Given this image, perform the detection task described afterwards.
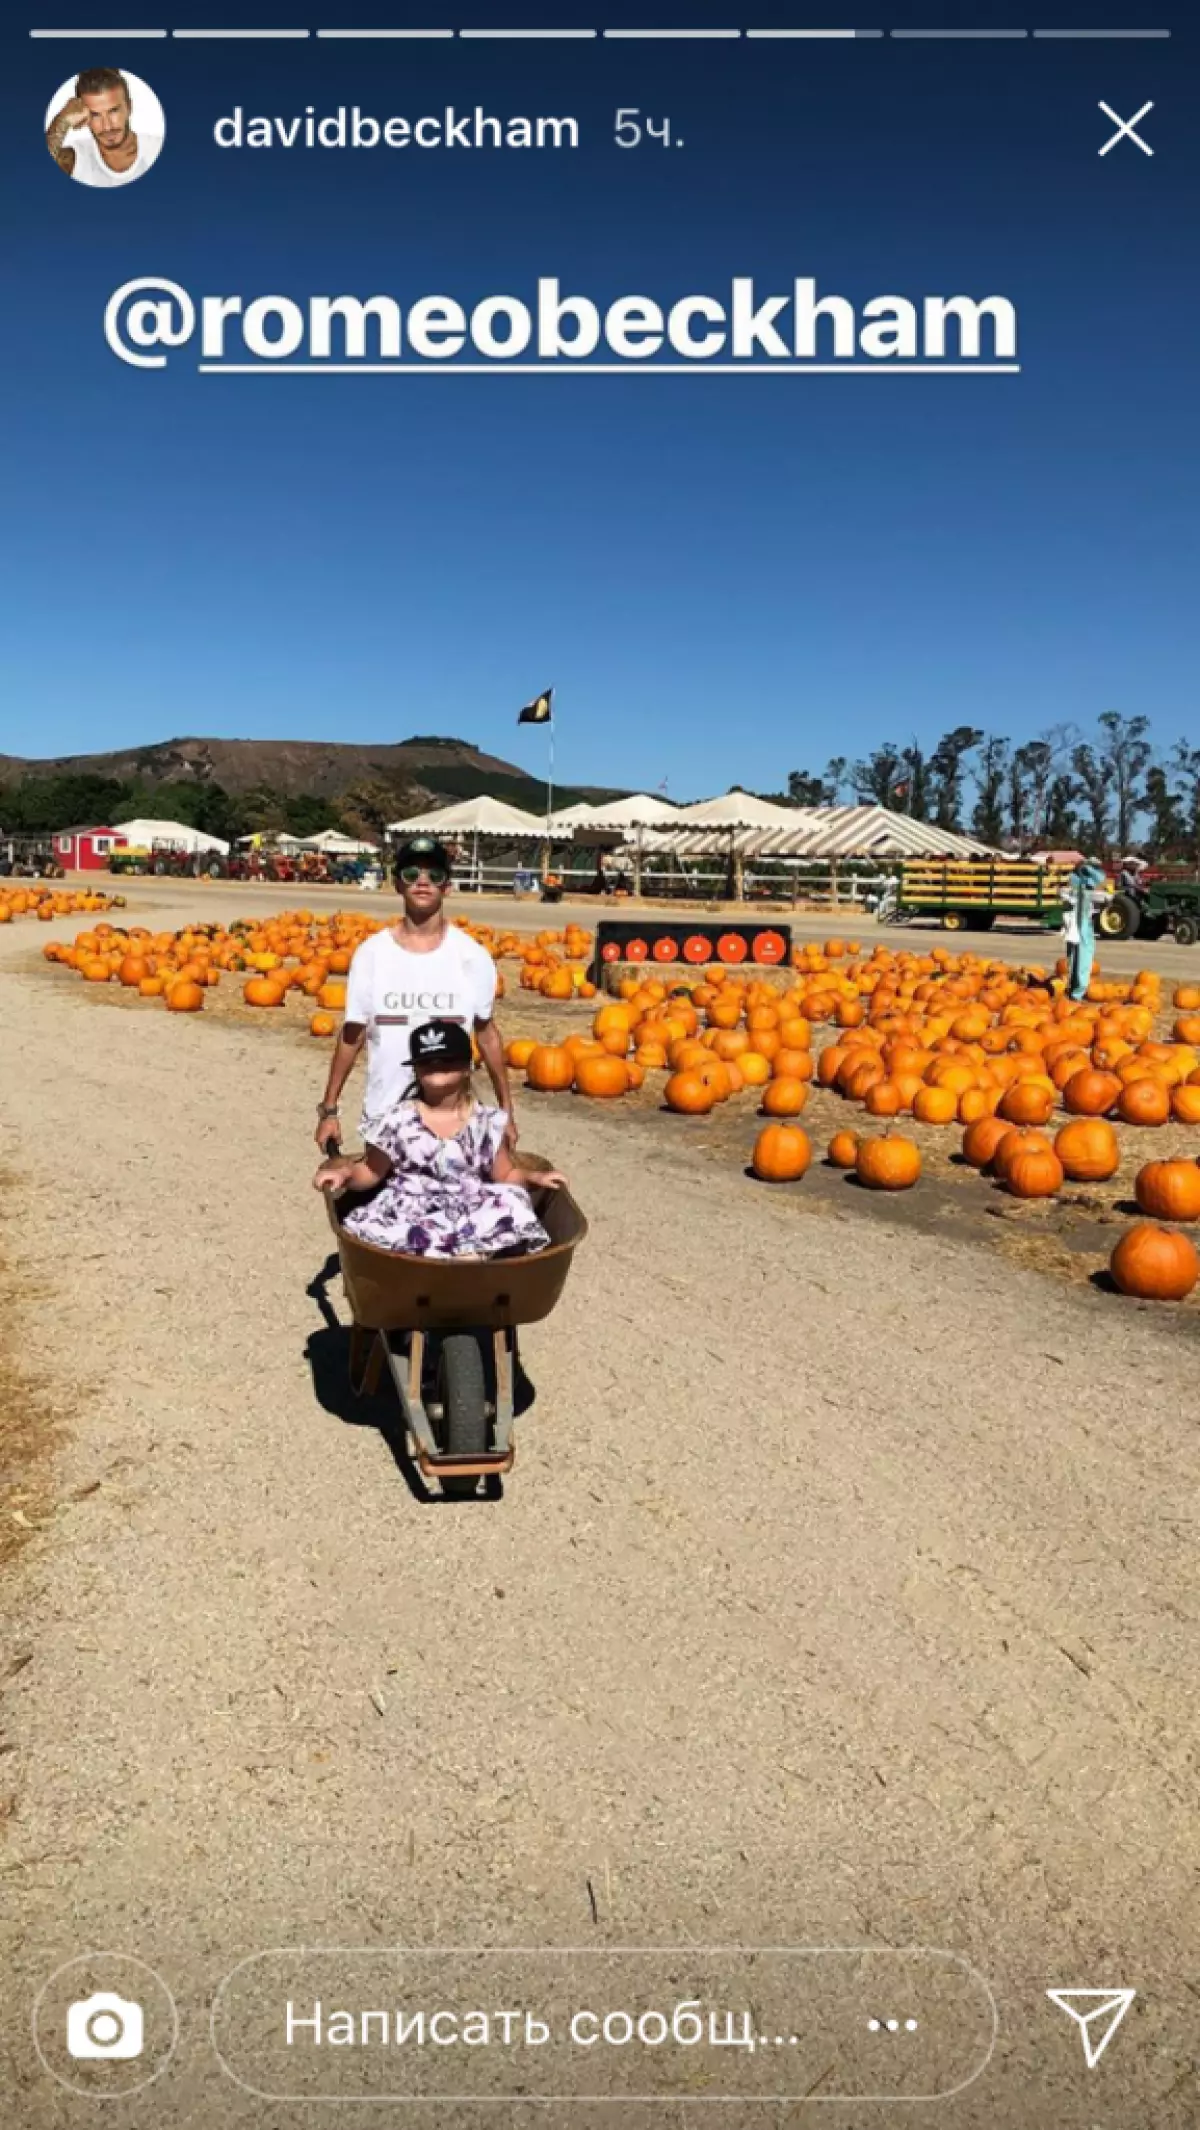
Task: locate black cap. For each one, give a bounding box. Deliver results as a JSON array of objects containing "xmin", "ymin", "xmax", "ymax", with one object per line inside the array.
[
  {"xmin": 410, "ymin": 1018, "xmax": 473, "ymax": 1071},
  {"xmin": 393, "ymin": 835, "xmax": 452, "ymax": 876}
]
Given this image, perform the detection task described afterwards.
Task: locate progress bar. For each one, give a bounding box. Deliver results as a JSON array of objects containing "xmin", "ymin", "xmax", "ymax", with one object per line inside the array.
[{"xmin": 27, "ymin": 21, "xmax": 1172, "ymax": 37}]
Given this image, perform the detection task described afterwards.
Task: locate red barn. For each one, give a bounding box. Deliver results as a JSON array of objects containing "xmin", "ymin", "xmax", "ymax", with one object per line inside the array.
[{"xmin": 53, "ymin": 825, "xmax": 126, "ymax": 873}]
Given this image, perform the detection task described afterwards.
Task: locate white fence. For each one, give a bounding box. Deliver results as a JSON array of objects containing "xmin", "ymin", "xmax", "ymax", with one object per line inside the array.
[{"xmin": 450, "ymin": 857, "xmax": 893, "ymax": 906}]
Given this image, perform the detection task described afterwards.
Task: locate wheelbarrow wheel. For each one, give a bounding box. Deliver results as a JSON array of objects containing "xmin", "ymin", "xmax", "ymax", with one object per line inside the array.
[{"xmin": 435, "ymin": 1333, "xmax": 488, "ymax": 1497}]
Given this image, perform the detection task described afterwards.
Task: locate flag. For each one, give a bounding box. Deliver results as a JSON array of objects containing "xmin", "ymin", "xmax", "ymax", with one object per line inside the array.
[{"xmin": 518, "ymin": 688, "xmax": 553, "ymax": 725}]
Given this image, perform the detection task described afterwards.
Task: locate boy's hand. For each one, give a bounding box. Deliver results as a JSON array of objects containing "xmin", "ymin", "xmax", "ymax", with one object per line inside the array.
[
  {"xmin": 313, "ymin": 1160, "xmax": 348, "ymax": 1192},
  {"xmin": 530, "ymin": 1169, "xmax": 567, "ymax": 1190}
]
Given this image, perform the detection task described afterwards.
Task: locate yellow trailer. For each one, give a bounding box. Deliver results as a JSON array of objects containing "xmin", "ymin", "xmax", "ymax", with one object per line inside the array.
[{"xmin": 895, "ymin": 858, "xmax": 1076, "ymax": 933}]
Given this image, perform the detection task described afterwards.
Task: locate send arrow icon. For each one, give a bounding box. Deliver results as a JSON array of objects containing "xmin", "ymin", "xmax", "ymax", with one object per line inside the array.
[{"xmin": 1046, "ymin": 1989, "xmax": 1136, "ymax": 2068}]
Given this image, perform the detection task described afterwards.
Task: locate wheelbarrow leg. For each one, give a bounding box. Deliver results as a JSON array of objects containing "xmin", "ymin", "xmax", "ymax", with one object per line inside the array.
[
  {"xmin": 491, "ymin": 1328, "xmax": 516, "ymax": 1458},
  {"xmin": 348, "ymin": 1322, "xmax": 383, "ymax": 1398}
]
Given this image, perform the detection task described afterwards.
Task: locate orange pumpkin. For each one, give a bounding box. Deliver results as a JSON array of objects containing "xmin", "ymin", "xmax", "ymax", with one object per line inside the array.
[
  {"xmin": 1117, "ymin": 1079, "xmax": 1171, "ymax": 1127},
  {"xmin": 506, "ymin": 1038, "xmax": 536, "ymax": 1070},
  {"xmin": 664, "ymin": 1069, "xmax": 716, "ymax": 1115},
  {"xmin": 574, "ymin": 1053, "xmax": 630, "ymax": 1098},
  {"xmin": 526, "ymin": 1043, "xmax": 575, "ymax": 1092},
  {"xmin": 992, "ymin": 1128, "xmax": 1055, "ymax": 1185},
  {"xmin": 998, "ymin": 1080, "xmax": 1056, "ymax": 1127},
  {"xmin": 310, "ymin": 1012, "xmax": 337, "ymax": 1037},
  {"xmin": 855, "ymin": 1133, "xmax": 922, "ymax": 1191},
  {"xmin": 761, "ymin": 1077, "xmax": 808, "ymax": 1118},
  {"xmin": 1054, "ymin": 1118, "xmax": 1119, "ymax": 1182},
  {"xmin": 1062, "ymin": 1067, "xmax": 1121, "ymax": 1116},
  {"xmin": 1109, "ymin": 1223, "xmax": 1199, "ymax": 1300},
  {"xmin": 1133, "ymin": 1160, "xmax": 1200, "ymax": 1223},
  {"xmin": 244, "ymin": 977, "xmax": 285, "ymax": 1008},
  {"xmin": 912, "ymin": 1085, "xmax": 958, "ymax": 1126},
  {"xmin": 752, "ymin": 1124, "xmax": 812, "ymax": 1182},
  {"xmin": 166, "ymin": 980, "xmax": 205, "ymax": 1013},
  {"xmin": 1005, "ymin": 1145, "xmax": 1064, "ymax": 1199},
  {"xmin": 962, "ymin": 1116, "xmax": 1016, "ymax": 1171},
  {"xmin": 827, "ymin": 1130, "xmax": 859, "ymax": 1168},
  {"xmin": 1170, "ymin": 1085, "xmax": 1200, "ymax": 1124}
]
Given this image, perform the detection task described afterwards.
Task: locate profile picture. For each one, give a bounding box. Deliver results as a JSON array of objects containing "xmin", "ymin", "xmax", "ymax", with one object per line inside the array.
[{"xmin": 44, "ymin": 68, "xmax": 164, "ymax": 187}]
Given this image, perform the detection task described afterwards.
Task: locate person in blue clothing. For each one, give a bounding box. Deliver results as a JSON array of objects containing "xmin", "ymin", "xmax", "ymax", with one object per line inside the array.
[{"xmin": 1063, "ymin": 859, "xmax": 1107, "ymax": 1000}]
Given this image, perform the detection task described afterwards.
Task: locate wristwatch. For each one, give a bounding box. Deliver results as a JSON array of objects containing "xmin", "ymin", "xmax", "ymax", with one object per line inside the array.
[{"xmin": 317, "ymin": 1102, "xmax": 340, "ymax": 1119}]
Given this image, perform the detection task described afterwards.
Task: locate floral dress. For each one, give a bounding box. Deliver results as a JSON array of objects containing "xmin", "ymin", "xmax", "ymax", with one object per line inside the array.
[{"xmin": 342, "ymin": 1102, "xmax": 551, "ymax": 1260}]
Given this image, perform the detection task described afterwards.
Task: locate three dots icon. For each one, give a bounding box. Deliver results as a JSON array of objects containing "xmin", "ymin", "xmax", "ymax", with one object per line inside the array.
[{"xmin": 868, "ymin": 2017, "xmax": 919, "ymax": 2032}]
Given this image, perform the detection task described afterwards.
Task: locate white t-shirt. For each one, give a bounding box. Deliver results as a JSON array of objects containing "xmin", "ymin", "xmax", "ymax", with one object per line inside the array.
[
  {"xmin": 66, "ymin": 127, "xmax": 163, "ymax": 186},
  {"xmin": 344, "ymin": 924, "xmax": 498, "ymax": 1136}
]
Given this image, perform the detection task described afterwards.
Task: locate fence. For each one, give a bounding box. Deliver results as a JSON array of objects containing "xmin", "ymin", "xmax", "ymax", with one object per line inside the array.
[{"xmin": 449, "ymin": 856, "xmax": 894, "ymax": 906}]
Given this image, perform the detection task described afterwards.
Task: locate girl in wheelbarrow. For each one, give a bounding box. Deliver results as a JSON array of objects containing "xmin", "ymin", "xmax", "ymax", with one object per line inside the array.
[{"xmin": 313, "ymin": 1018, "xmax": 567, "ymax": 1258}]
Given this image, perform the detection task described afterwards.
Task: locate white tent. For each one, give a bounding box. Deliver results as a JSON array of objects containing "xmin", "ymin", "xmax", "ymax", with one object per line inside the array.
[
  {"xmin": 672, "ymin": 790, "xmax": 800, "ymax": 830},
  {"xmin": 544, "ymin": 802, "xmax": 599, "ymax": 832},
  {"xmin": 642, "ymin": 804, "xmax": 995, "ymax": 863},
  {"xmin": 299, "ymin": 829, "xmax": 379, "ymax": 854},
  {"xmin": 584, "ymin": 793, "xmax": 683, "ymax": 830},
  {"xmin": 386, "ymin": 795, "xmax": 544, "ymax": 839},
  {"xmin": 113, "ymin": 817, "xmax": 230, "ymax": 855}
]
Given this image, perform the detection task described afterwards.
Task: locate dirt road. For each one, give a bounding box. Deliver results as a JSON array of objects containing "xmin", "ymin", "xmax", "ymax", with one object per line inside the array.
[{"xmin": 0, "ymin": 895, "xmax": 1196, "ymax": 2128}]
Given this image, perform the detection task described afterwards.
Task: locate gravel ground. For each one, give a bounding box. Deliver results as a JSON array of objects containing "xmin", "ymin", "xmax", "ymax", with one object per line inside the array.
[{"xmin": 0, "ymin": 890, "xmax": 1197, "ymax": 2129}]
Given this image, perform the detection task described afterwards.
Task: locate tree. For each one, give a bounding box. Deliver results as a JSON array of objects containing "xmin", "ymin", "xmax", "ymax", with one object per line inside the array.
[
  {"xmin": 928, "ymin": 726, "xmax": 983, "ymax": 831},
  {"xmin": 1070, "ymin": 741, "xmax": 1112, "ymax": 853},
  {"xmin": 971, "ymin": 736, "xmax": 1010, "ymax": 848},
  {"xmin": 824, "ymin": 757, "xmax": 849, "ymax": 803},
  {"xmin": 1170, "ymin": 742, "xmax": 1200, "ymax": 861},
  {"xmin": 1096, "ymin": 709, "xmax": 1151, "ymax": 854},
  {"xmin": 851, "ymin": 745, "xmax": 904, "ymax": 807},
  {"xmin": 899, "ymin": 743, "xmax": 929, "ymax": 822},
  {"xmin": 284, "ymin": 792, "xmax": 338, "ymax": 838},
  {"xmin": 339, "ymin": 777, "xmax": 422, "ymax": 842},
  {"xmin": 1043, "ymin": 773, "xmax": 1082, "ymax": 849},
  {"xmin": 1143, "ymin": 766, "xmax": 1185, "ymax": 860},
  {"xmin": 786, "ymin": 769, "xmax": 826, "ymax": 806}
]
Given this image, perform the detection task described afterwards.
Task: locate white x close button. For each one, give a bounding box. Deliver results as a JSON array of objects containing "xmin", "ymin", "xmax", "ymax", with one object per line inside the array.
[{"xmin": 1098, "ymin": 101, "xmax": 1154, "ymax": 156}]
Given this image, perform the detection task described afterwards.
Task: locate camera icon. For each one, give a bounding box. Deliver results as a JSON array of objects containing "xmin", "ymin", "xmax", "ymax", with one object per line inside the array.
[{"xmin": 66, "ymin": 1991, "xmax": 145, "ymax": 2060}]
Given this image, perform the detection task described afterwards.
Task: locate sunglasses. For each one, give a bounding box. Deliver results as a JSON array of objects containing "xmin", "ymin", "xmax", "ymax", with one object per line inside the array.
[{"xmin": 398, "ymin": 864, "xmax": 448, "ymax": 886}]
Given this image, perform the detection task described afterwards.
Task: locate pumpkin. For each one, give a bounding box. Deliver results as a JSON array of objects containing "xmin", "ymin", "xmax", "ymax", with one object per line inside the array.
[
  {"xmin": 1109, "ymin": 1223, "xmax": 1199, "ymax": 1301},
  {"xmin": 998, "ymin": 1080, "xmax": 1056, "ymax": 1127},
  {"xmin": 310, "ymin": 1012, "xmax": 336, "ymax": 1037},
  {"xmin": 1062, "ymin": 1067, "xmax": 1121, "ymax": 1116},
  {"xmin": 1170, "ymin": 1085, "xmax": 1200, "ymax": 1124},
  {"xmin": 1005, "ymin": 1145, "xmax": 1064, "ymax": 1199},
  {"xmin": 864, "ymin": 1079, "xmax": 904, "ymax": 1117},
  {"xmin": 827, "ymin": 1130, "xmax": 859, "ymax": 1168},
  {"xmin": 962, "ymin": 1116, "xmax": 1016, "ymax": 1171},
  {"xmin": 316, "ymin": 979, "xmax": 347, "ymax": 1012},
  {"xmin": 574, "ymin": 1053, "xmax": 629, "ymax": 1098},
  {"xmin": 991, "ymin": 1129, "xmax": 1055, "ymax": 1185},
  {"xmin": 855, "ymin": 1133, "xmax": 922, "ymax": 1191},
  {"xmin": 1134, "ymin": 1160, "xmax": 1200, "ymax": 1223},
  {"xmin": 1174, "ymin": 984, "xmax": 1200, "ymax": 1012},
  {"xmin": 1054, "ymin": 1118, "xmax": 1119, "ymax": 1182},
  {"xmin": 751, "ymin": 1124, "xmax": 812, "ymax": 1182},
  {"xmin": 1117, "ymin": 1079, "xmax": 1171, "ymax": 1127},
  {"xmin": 912, "ymin": 1085, "xmax": 958, "ymax": 1126},
  {"xmin": 243, "ymin": 977, "xmax": 285, "ymax": 1007},
  {"xmin": 1173, "ymin": 1015, "xmax": 1200, "ymax": 1046},
  {"xmin": 761, "ymin": 1077, "xmax": 808, "ymax": 1118},
  {"xmin": 166, "ymin": 980, "xmax": 205, "ymax": 1013},
  {"xmin": 526, "ymin": 1044, "xmax": 575, "ymax": 1092},
  {"xmin": 737, "ymin": 1051, "xmax": 773, "ymax": 1088},
  {"xmin": 506, "ymin": 1038, "xmax": 536, "ymax": 1069},
  {"xmin": 664, "ymin": 1069, "xmax": 716, "ymax": 1115}
]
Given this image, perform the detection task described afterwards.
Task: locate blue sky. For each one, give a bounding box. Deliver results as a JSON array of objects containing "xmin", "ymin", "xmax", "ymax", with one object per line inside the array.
[{"xmin": 3, "ymin": 0, "xmax": 1194, "ymax": 800}]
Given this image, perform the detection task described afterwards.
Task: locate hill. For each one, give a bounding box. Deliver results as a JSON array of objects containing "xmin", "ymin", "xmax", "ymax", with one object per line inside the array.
[
  {"xmin": 0, "ymin": 735, "xmax": 631, "ymax": 840},
  {"xmin": 0, "ymin": 733, "xmax": 620, "ymax": 808}
]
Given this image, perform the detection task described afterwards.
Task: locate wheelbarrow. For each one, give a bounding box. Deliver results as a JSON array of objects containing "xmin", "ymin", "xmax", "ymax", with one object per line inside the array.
[{"xmin": 325, "ymin": 1159, "xmax": 587, "ymax": 1497}]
